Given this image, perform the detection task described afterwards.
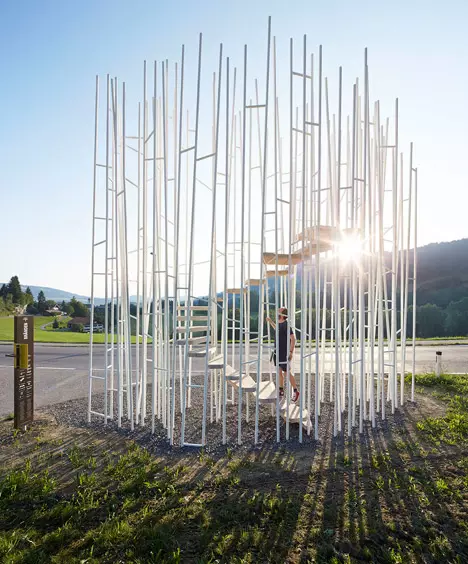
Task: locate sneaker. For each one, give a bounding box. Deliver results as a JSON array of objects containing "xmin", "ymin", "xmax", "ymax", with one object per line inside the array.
[
  {"xmin": 292, "ymin": 389, "xmax": 299, "ymax": 403},
  {"xmin": 279, "ymin": 388, "xmax": 285, "ymax": 400}
]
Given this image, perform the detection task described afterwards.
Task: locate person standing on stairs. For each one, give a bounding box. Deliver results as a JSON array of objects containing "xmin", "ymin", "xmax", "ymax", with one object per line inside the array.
[{"xmin": 266, "ymin": 307, "xmax": 299, "ymax": 403}]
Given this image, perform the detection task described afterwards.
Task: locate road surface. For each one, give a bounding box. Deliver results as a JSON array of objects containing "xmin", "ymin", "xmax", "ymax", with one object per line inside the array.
[{"xmin": 1, "ymin": 342, "xmax": 467, "ymax": 416}]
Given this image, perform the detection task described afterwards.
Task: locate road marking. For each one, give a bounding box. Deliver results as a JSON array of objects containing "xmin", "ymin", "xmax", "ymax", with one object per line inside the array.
[{"xmin": 0, "ymin": 365, "xmax": 80, "ymax": 370}]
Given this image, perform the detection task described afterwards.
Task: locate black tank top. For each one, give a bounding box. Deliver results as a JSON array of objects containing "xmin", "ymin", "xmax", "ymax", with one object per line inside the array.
[{"xmin": 277, "ymin": 321, "xmax": 293, "ymax": 362}]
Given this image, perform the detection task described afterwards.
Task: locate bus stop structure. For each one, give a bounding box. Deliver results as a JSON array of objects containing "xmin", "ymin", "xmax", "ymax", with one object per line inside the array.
[{"xmin": 88, "ymin": 18, "xmax": 418, "ymax": 447}]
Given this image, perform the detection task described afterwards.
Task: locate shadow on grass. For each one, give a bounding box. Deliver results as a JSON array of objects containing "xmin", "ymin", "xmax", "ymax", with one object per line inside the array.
[{"xmin": 1, "ymin": 378, "xmax": 467, "ymax": 563}]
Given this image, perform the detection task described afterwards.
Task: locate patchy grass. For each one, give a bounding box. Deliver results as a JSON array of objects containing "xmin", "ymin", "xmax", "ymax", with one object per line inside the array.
[
  {"xmin": 411, "ymin": 373, "xmax": 468, "ymax": 446},
  {"xmin": 0, "ymin": 379, "xmax": 467, "ymax": 563},
  {"xmin": 0, "ymin": 316, "xmax": 145, "ymax": 344}
]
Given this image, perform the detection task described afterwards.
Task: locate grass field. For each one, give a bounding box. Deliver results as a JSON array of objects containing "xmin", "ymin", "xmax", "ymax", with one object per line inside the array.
[
  {"xmin": 0, "ymin": 374, "xmax": 467, "ymax": 563},
  {"xmin": 0, "ymin": 316, "xmax": 143, "ymax": 344}
]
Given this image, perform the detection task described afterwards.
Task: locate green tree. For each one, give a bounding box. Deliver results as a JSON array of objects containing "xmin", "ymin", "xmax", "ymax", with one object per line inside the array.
[
  {"xmin": 53, "ymin": 318, "xmax": 59, "ymax": 329},
  {"xmin": 63, "ymin": 302, "xmax": 75, "ymax": 316},
  {"xmin": 445, "ymin": 297, "xmax": 468, "ymax": 337},
  {"xmin": 7, "ymin": 276, "xmax": 23, "ymax": 304},
  {"xmin": 24, "ymin": 287, "xmax": 34, "ymax": 306},
  {"xmin": 5, "ymin": 293, "xmax": 13, "ymax": 310},
  {"xmin": 416, "ymin": 303, "xmax": 446, "ymax": 338},
  {"xmin": 0, "ymin": 284, "xmax": 7, "ymax": 300},
  {"xmin": 37, "ymin": 291, "xmax": 47, "ymax": 314},
  {"xmin": 46, "ymin": 300, "xmax": 56, "ymax": 310},
  {"xmin": 70, "ymin": 297, "xmax": 88, "ymax": 318}
]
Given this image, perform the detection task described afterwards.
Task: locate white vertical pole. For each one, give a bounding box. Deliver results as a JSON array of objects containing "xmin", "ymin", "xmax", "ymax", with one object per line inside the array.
[
  {"xmin": 104, "ymin": 74, "xmax": 110, "ymax": 424},
  {"xmin": 298, "ymin": 35, "xmax": 307, "ymax": 442},
  {"xmin": 255, "ymin": 17, "xmax": 271, "ymax": 444},
  {"xmin": 151, "ymin": 63, "xmax": 158, "ymax": 433},
  {"xmin": 135, "ymin": 100, "xmax": 141, "ymax": 425},
  {"xmin": 366, "ymin": 70, "xmax": 375, "ymax": 428},
  {"xmin": 286, "ymin": 40, "xmax": 294, "ymax": 441},
  {"xmin": 181, "ymin": 33, "xmax": 203, "ymax": 446},
  {"xmin": 88, "ymin": 75, "xmax": 99, "ymax": 424},
  {"xmin": 110, "ymin": 78, "xmax": 122, "ymax": 428},
  {"xmin": 173, "ymin": 47, "xmax": 185, "ymax": 440},
  {"xmin": 273, "ymin": 36, "xmax": 281, "ymax": 442},
  {"xmin": 390, "ymin": 99, "xmax": 398, "ymax": 414},
  {"xmin": 411, "ymin": 168, "xmax": 418, "ymax": 401},
  {"xmin": 222, "ymin": 57, "xmax": 230, "ymax": 444},
  {"xmin": 141, "ymin": 61, "xmax": 148, "ymax": 424},
  {"xmin": 203, "ymin": 44, "xmax": 223, "ymax": 446},
  {"xmin": 121, "ymin": 82, "xmax": 134, "ymax": 430},
  {"xmin": 236, "ymin": 44, "xmax": 247, "ymax": 445},
  {"xmin": 161, "ymin": 61, "xmax": 170, "ymax": 435},
  {"xmin": 402, "ymin": 144, "xmax": 413, "ymax": 405},
  {"xmin": 348, "ymin": 83, "xmax": 357, "ymax": 436},
  {"xmin": 334, "ymin": 66, "xmax": 342, "ymax": 436},
  {"xmin": 314, "ymin": 46, "xmax": 322, "ymax": 440},
  {"xmin": 359, "ymin": 51, "xmax": 368, "ymax": 433}
]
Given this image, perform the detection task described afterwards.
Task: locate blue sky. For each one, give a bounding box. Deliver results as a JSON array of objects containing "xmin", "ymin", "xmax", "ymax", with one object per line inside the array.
[{"xmin": 1, "ymin": 0, "xmax": 467, "ymax": 297}]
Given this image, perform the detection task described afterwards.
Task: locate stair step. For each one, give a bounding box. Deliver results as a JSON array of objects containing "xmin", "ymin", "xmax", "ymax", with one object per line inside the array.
[
  {"xmin": 228, "ymin": 373, "xmax": 257, "ymax": 392},
  {"xmin": 226, "ymin": 288, "xmax": 248, "ymax": 294},
  {"xmin": 245, "ymin": 278, "xmax": 264, "ymax": 286},
  {"xmin": 208, "ymin": 355, "xmax": 257, "ymax": 369},
  {"xmin": 175, "ymin": 336, "xmax": 206, "ymax": 345},
  {"xmin": 257, "ymin": 381, "xmax": 277, "ymax": 404},
  {"xmin": 177, "ymin": 305, "xmax": 209, "ymax": 311},
  {"xmin": 188, "ymin": 346, "xmax": 217, "ymax": 358},
  {"xmin": 176, "ymin": 326, "xmax": 209, "ymax": 333},
  {"xmin": 265, "ymin": 269, "xmax": 289, "ymax": 278},
  {"xmin": 282, "ymin": 403, "xmax": 310, "ymax": 422},
  {"xmin": 208, "ymin": 355, "xmax": 225, "ymax": 369},
  {"xmin": 177, "ymin": 315, "xmax": 209, "ymax": 321},
  {"xmin": 224, "ymin": 365, "xmax": 239, "ymax": 380}
]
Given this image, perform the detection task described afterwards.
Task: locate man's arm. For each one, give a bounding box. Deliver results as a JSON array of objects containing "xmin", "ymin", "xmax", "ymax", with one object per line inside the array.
[
  {"xmin": 289, "ymin": 331, "xmax": 296, "ymax": 360},
  {"xmin": 266, "ymin": 316, "xmax": 276, "ymax": 330}
]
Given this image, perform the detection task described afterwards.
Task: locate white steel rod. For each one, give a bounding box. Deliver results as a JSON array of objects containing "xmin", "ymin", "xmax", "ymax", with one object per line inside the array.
[
  {"xmin": 314, "ymin": 45, "xmax": 323, "ymax": 439},
  {"xmin": 411, "ymin": 167, "xmax": 417, "ymax": 401},
  {"xmin": 181, "ymin": 33, "xmax": 203, "ymax": 446},
  {"xmin": 255, "ymin": 17, "xmax": 271, "ymax": 444},
  {"xmin": 203, "ymin": 45, "xmax": 223, "ymax": 445},
  {"xmin": 88, "ymin": 75, "xmax": 99, "ymax": 424},
  {"xmin": 237, "ymin": 44, "xmax": 246, "ymax": 446}
]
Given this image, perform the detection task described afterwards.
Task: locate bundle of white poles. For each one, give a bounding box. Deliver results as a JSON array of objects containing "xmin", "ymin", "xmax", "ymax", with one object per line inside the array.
[{"xmin": 88, "ymin": 18, "xmax": 418, "ymax": 447}]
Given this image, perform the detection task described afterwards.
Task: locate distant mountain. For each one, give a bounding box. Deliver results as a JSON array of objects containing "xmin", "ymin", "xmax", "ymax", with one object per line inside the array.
[
  {"xmin": 3, "ymin": 285, "xmax": 93, "ymax": 304},
  {"xmin": 9, "ymin": 238, "xmax": 468, "ymax": 310},
  {"xmin": 404, "ymin": 238, "xmax": 468, "ymax": 307}
]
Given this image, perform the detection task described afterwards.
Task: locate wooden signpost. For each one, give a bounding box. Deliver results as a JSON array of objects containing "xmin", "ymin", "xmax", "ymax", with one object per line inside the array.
[{"xmin": 14, "ymin": 315, "xmax": 34, "ymax": 429}]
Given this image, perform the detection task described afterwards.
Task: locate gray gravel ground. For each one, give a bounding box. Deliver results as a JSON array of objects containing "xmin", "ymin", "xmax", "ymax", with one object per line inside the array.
[{"xmin": 45, "ymin": 374, "xmax": 422, "ymax": 459}]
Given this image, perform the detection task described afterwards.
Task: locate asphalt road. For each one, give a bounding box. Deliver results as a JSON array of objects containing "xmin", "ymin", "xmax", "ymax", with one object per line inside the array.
[{"xmin": 1, "ymin": 342, "xmax": 467, "ymax": 416}]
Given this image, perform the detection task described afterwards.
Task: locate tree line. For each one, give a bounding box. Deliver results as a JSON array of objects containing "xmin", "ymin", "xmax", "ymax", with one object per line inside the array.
[
  {"xmin": 0, "ymin": 276, "xmax": 90, "ymax": 319},
  {"xmin": 4, "ymin": 273, "xmax": 468, "ymax": 338},
  {"xmin": 0, "ymin": 276, "xmax": 34, "ymax": 315}
]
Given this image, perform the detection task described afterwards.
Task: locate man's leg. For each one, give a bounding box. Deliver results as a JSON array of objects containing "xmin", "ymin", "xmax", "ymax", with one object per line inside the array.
[
  {"xmin": 287, "ymin": 362, "xmax": 299, "ymax": 401},
  {"xmin": 278, "ymin": 367, "xmax": 286, "ymax": 400},
  {"xmin": 288, "ymin": 369, "xmax": 297, "ymax": 390},
  {"xmin": 278, "ymin": 367, "xmax": 285, "ymax": 388}
]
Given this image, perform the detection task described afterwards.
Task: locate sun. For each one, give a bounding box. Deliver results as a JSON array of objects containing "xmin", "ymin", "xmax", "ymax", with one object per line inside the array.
[{"xmin": 335, "ymin": 234, "xmax": 364, "ymax": 264}]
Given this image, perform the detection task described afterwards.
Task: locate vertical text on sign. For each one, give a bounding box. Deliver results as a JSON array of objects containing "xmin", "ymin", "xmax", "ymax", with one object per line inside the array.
[{"xmin": 14, "ymin": 316, "xmax": 34, "ymax": 429}]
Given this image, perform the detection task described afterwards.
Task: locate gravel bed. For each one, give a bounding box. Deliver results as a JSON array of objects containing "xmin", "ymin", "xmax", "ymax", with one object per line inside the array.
[{"xmin": 43, "ymin": 371, "xmax": 420, "ymax": 459}]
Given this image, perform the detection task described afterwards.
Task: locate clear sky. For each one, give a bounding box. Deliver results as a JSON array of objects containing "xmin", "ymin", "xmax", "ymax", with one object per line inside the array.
[{"xmin": 1, "ymin": 0, "xmax": 467, "ymax": 297}]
